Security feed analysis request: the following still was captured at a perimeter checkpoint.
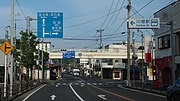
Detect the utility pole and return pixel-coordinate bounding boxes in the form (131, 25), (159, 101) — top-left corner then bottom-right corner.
(96, 29), (104, 79)
(97, 29), (104, 49)
(14, 13), (20, 81)
(170, 20), (176, 84)
(37, 39), (40, 81)
(26, 16), (37, 81)
(141, 33), (144, 89)
(42, 38), (44, 81)
(127, 0), (131, 87)
(10, 0), (15, 97)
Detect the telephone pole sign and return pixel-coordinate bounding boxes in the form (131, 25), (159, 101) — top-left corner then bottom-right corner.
(0, 40), (13, 55)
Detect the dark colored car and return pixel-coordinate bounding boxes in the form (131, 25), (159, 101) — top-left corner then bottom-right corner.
(166, 77), (180, 101)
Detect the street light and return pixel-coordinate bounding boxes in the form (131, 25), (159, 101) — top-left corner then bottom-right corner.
(132, 32), (136, 86)
(96, 29), (104, 79)
(137, 29), (145, 89)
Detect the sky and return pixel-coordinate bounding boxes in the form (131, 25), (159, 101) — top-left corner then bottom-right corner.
(0, 0), (175, 49)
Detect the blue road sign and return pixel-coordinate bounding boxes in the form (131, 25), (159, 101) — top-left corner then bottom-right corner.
(37, 12), (63, 38)
(63, 51), (75, 59)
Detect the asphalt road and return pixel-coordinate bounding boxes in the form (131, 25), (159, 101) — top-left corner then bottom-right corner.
(14, 74), (167, 101)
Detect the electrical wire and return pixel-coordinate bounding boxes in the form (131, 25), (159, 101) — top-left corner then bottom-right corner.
(104, 0), (124, 30)
(104, 0), (155, 38)
(15, 0), (26, 19)
(100, 0), (115, 28)
(64, 7), (127, 28)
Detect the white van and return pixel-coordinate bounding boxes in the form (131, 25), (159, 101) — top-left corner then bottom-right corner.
(72, 69), (80, 76)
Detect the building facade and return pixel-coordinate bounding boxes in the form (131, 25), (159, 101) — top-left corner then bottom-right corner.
(154, 1), (180, 88)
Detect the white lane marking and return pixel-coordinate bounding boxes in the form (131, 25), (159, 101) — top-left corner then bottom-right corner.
(98, 94), (107, 100)
(93, 83), (97, 85)
(57, 83), (61, 85)
(23, 84), (46, 101)
(87, 83), (91, 85)
(75, 83), (79, 85)
(62, 83), (67, 85)
(69, 84), (84, 101)
(120, 86), (166, 98)
(99, 83), (103, 85)
(50, 94), (56, 100)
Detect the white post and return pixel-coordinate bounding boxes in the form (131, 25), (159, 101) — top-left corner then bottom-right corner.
(4, 55), (7, 97)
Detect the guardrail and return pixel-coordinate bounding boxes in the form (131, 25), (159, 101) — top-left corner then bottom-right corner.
(0, 80), (43, 101)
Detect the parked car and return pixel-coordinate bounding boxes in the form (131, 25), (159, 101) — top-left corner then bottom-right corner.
(166, 77), (180, 101)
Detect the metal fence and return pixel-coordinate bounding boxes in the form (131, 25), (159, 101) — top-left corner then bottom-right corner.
(0, 80), (42, 101)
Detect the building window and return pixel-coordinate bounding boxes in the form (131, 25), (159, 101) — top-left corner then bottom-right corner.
(114, 72), (120, 78)
(158, 37), (163, 49)
(158, 35), (170, 49)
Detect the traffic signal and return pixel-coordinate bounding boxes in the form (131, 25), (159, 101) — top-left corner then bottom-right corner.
(61, 49), (67, 51)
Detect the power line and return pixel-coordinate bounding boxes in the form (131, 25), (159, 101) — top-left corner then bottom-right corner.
(15, 0), (26, 19)
(100, 0), (115, 28)
(104, 0), (124, 30)
(64, 6), (127, 28)
(105, 0), (155, 38)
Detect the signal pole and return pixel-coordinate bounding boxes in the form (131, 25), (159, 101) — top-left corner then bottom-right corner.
(10, 0), (15, 97)
(127, 0), (131, 87)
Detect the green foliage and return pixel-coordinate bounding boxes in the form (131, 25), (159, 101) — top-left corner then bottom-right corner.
(14, 31), (37, 68)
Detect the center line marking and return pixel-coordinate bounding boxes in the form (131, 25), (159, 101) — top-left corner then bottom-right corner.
(69, 84), (84, 101)
(90, 85), (135, 101)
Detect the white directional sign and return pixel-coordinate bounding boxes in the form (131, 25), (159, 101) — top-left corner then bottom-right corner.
(128, 18), (160, 29)
(37, 12), (63, 38)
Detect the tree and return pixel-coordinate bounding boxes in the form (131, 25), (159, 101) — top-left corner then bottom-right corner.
(14, 30), (49, 81)
(14, 31), (37, 80)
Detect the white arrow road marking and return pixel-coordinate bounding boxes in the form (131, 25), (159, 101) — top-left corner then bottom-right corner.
(50, 95), (56, 100)
(69, 84), (84, 101)
(98, 94), (107, 100)
(55, 85), (58, 87)
(80, 84), (85, 87)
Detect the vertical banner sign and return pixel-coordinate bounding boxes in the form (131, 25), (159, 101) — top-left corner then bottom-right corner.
(37, 12), (63, 38)
(144, 36), (152, 62)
